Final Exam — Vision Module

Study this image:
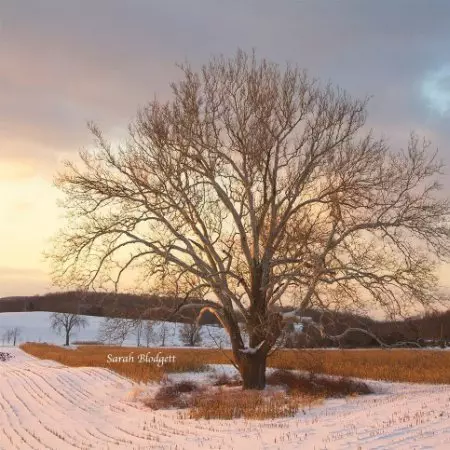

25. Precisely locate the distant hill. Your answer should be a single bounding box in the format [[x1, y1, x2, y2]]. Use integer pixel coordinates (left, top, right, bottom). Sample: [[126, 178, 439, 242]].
[[2, 291, 449, 346], [0, 291, 221, 325]]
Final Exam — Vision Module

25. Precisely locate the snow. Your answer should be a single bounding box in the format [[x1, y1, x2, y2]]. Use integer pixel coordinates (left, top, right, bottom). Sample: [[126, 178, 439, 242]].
[[0, 312, 231, 348], [280, 311, 298, 320], [281, 312, 312, 323], [1, 347, 450, 449], [239, 341, 265, 354]]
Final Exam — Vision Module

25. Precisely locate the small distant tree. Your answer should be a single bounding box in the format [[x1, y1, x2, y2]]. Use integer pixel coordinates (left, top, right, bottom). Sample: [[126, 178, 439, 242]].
[[159, 321, 169, 347], [10, 327, 21, 346], [98, 316, 154, 346], [179, 321, 203, 347], [1, 327, 21, 346], [1, 330, 9, 346], [134, 320, 143, 346], [97, 317, 131, 346], [143, 320, 156, 347], [50, 313, 88, 346]]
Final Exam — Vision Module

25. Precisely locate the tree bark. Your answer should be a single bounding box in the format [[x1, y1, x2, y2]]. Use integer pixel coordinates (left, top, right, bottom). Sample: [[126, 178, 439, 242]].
[[65, 331, 70, 346], [238, 352, 268, 390]]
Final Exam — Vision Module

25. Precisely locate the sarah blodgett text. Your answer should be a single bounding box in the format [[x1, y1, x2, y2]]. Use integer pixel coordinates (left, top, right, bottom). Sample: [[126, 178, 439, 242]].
[[107, 352, 176, 367]]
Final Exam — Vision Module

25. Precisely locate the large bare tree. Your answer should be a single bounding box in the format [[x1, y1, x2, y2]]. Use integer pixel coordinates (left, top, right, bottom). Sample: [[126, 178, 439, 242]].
[[49, 50, 450, 389]]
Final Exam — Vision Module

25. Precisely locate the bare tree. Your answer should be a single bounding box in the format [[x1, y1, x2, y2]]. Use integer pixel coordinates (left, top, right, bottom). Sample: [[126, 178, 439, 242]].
[[97, 317, 131, 346], [97, 300, 161, 346], [48, 50, 450, 389], [10, 327, 21, 346], [143, 320, 156, 347], [98, 315, 154, 346], [158, 321, 168, 347], [134, 320, 143, 346], [132, 311, 154, 346], [179, 321, 203, 347], [1, 329, 18, 346], [50, 313, 88, 346]]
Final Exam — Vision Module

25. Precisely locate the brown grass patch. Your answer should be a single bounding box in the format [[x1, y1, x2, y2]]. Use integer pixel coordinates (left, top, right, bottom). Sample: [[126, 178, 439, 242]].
[[20, 343, 450, 384], [144, 380, 203, 409], [269, 349, 450, 384], [20, 343, 213, 383], [146, 382, 317, 419], [186, 388, 318, 420]]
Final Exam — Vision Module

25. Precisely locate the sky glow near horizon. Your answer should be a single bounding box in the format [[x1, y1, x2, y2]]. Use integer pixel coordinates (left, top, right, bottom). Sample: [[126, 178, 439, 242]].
[[1, 0, 450, 301]]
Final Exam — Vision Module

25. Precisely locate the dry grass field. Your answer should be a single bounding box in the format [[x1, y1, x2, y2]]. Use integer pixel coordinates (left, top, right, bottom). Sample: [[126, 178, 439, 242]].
[[21, 343, 223, 383], [20, 343, 450, 384], [271, 349, 450, 384]]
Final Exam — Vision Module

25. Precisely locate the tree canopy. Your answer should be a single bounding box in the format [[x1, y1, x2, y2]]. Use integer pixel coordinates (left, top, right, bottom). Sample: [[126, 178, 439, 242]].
[[48, 50, 450, 388]]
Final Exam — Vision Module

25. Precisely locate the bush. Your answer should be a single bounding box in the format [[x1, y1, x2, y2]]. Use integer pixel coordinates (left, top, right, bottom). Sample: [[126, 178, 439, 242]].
[[0, 352, 13, 362], [267, 369, 372, 398], [146, 377, 320, 419], [144, 380, 203, 409]]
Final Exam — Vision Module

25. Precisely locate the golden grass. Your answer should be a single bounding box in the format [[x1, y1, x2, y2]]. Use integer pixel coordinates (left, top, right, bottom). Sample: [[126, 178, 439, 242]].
[[143, 370, 368, 419], [185, 388, 319, 420], [20, 343, 219, 383], [270, 349, 450, 384], [143, 379, 319, 420], [20, 343, 450, 384]]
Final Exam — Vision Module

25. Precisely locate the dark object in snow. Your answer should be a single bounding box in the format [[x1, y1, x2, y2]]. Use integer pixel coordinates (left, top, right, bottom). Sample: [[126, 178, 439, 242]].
[[0, 352, 13, 362]]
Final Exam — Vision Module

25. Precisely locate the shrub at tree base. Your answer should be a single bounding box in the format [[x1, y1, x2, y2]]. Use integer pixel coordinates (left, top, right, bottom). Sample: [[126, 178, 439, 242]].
[[144, 381, 204, 409], [145, 369, 372, 419], [266, 369, 372, 397], [145, 382, 318, 420]]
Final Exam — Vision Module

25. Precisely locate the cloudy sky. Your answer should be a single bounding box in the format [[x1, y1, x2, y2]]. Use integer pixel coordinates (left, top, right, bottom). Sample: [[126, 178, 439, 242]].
[[1, 0, 450, 296]]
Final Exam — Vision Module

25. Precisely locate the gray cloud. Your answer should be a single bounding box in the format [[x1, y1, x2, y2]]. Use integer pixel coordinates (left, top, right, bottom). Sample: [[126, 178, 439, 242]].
[[1, 0, 450, 296], [0, 0, 449, 169]]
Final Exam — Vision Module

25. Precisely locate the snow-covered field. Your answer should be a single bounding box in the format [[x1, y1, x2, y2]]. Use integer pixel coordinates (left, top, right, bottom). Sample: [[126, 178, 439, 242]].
[[0, 312, 230, 347], [2, 347, 450, 449]]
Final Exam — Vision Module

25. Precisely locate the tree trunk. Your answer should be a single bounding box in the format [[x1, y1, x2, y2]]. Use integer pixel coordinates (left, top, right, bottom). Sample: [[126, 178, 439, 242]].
[[65, 331, 70, 346], [238, 352, 267, 390]]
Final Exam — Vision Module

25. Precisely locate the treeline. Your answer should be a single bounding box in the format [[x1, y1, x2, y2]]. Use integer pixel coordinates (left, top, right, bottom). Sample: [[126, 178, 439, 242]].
[[283, 309, 450, 348], [2, 291, 450, 348], [0, 291, 221, 325]]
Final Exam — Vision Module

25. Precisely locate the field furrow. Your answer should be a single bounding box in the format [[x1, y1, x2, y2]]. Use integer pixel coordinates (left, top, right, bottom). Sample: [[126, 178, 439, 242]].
[[2, 347, 450, 449]]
